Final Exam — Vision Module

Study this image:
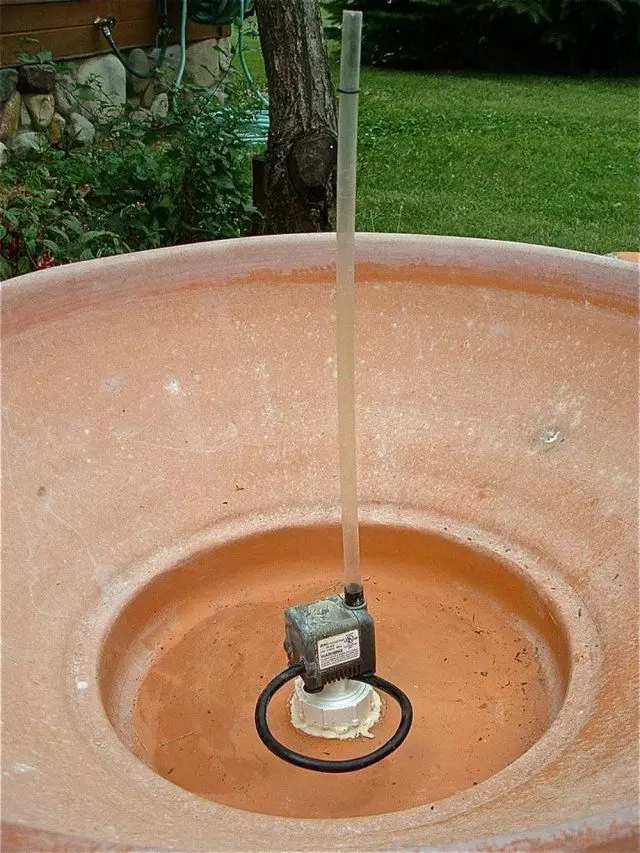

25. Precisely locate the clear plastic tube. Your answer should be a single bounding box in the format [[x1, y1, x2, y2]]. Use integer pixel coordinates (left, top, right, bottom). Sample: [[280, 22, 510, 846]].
[[336, 11, 363, 592]]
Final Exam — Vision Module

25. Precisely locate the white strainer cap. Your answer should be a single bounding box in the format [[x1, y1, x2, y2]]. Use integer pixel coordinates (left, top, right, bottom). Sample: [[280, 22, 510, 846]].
[[290, 677, 381, 740]]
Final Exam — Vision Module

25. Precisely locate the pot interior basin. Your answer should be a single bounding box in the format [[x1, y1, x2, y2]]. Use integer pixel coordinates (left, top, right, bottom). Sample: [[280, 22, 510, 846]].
[[1, 234, 637, 851]]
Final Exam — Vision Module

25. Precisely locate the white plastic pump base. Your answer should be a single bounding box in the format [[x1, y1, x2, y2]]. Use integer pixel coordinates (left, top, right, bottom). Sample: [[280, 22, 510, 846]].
[[290, 677, 381, 740]]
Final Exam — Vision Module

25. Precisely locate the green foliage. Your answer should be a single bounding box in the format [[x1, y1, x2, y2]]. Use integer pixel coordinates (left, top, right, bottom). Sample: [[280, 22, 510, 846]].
[[324, 0, 640, 73], [17, 36, 54, 65], [206, 14, 638, 253], [354, 71, 638, 254], [0, 188, 127, 277], [0, 86, 256, 280], [17, 48, 55, 65]]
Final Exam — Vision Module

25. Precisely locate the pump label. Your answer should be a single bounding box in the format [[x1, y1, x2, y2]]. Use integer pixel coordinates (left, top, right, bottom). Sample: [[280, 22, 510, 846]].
[[317, 629, 360, 671]]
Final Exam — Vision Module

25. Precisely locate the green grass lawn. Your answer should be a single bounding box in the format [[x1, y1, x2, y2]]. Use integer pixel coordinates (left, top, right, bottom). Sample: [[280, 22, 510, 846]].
[[237, 31, 638, 254], [356, 72, 638, 253]]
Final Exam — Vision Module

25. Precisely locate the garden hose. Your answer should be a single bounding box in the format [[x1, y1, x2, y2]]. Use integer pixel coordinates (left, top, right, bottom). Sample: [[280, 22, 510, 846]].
[[236, 0, 269, 144], [175, 0, 254, 93], [174, 0, 188, 89], [187, 0, 253, 26], [255, 663, 413, 773], [94, 15, 169, 80], [96, 0, 268, 144], [94, 1, 252, 82], [237, 0, 267, 109]]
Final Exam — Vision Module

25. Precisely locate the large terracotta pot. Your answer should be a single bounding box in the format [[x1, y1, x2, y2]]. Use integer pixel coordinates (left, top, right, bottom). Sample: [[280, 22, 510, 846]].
[[2, 235, 637, 850]]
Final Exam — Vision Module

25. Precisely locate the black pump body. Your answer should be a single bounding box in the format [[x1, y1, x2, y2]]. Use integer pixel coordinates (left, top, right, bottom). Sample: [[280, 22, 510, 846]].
[[283, 593, 376, 692]]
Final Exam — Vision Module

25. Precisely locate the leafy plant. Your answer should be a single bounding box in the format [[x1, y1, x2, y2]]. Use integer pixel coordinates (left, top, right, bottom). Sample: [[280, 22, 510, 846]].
[[0, 80, 257, 280], [17, 36, 54, 65], [0, 178, 128, 278]]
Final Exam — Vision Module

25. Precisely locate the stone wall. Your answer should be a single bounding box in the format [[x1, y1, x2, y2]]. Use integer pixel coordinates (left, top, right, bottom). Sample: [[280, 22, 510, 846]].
[[0, 37, 230, 167]]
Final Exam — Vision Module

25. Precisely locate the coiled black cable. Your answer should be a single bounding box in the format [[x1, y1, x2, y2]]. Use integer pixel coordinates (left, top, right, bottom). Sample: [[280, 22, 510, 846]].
[[255, 663, 413, 773]]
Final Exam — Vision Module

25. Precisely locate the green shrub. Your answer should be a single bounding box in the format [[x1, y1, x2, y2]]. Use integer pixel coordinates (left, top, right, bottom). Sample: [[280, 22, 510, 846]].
[[0, 85, 256, 280], [325, 0, 640, 73]]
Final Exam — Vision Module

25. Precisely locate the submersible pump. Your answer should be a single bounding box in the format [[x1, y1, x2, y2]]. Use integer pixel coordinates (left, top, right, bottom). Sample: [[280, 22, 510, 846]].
[[254, 11, 413, 774]]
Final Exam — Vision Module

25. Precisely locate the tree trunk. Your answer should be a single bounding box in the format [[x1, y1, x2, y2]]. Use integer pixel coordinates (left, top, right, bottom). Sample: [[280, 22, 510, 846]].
[[254, 0, 338, 233]]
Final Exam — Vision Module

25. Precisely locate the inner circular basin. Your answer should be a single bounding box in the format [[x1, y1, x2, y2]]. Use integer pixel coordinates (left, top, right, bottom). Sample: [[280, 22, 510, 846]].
[[100, 521, 570, 819]]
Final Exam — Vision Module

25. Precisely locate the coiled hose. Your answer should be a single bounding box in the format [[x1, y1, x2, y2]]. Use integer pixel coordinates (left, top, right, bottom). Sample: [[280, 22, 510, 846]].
[[255, 664, 413, 773], [187, 0, 252, 25]]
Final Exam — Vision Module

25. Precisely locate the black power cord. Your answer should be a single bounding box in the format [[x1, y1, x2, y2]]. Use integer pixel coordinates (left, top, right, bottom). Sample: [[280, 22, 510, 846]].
[[255, 663, 413, 773]]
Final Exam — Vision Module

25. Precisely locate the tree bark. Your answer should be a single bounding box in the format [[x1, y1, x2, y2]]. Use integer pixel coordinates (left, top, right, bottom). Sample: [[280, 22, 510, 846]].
[[254, 0, 338, 233]]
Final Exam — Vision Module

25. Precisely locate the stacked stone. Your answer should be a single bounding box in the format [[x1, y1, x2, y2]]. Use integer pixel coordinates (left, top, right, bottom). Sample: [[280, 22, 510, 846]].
[[0, 36, 230, 165]]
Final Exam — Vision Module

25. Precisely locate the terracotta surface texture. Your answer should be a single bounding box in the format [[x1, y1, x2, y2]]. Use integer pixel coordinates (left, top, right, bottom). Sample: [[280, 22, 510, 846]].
[[106, 525, 564, 818], [1, 234, 638, 850], [608, 251, 640, 263]]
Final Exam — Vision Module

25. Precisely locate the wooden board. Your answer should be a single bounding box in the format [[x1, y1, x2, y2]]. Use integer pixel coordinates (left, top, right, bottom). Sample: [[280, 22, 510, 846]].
[[2, 0, 79, 5], [2, 0, 154, 33], [0, 1, 231, 63]]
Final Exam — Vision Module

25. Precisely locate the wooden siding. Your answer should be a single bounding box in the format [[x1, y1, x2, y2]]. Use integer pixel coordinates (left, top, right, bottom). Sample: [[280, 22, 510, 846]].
[[0, 1, 231, 65]]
